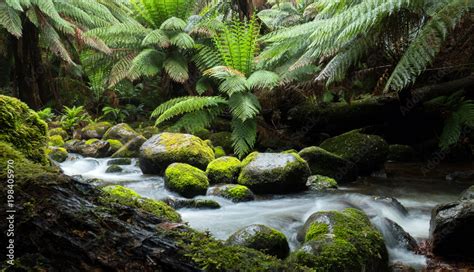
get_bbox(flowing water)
[60,154,468,269]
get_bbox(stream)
[60,154,467,270]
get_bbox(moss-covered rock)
[76,140,110,158]
[140,133,215,174]
[48,135,65,147]
[206,156,242,184]
[172,199,221,209]
[107,158,132,166]
[226,224,290,259]
[237,152,310,194]
[213,146,226,158]
[293,208,388,271]
[0,95,48,164]
[164,163,210,198]
[208,184,255,202]
[111,135,146,158]
[207,131,233,154]
[49,127,69,140]
[298,146,358,183]
[320,130,389,175]
[306,175,338,191]
[46,146,68,163]
[106,139,123,154]
[103,123,140,144]
[100,185,181,222]
[81,122,112,140]
[84,138,99,145]
[105,165,123,173]
[387,144,418,162]
[137,126,160,139]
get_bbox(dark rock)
[374,217,418,251]
[460,185,474,200]
[306,175,338,191]
[77,140,110,158]
[430,200,474,261]
[107,158,132,166]
[387,144,418,162]
[171,199,221,209]
[112,135,147,158]
[106,165,123,173]
[226,224,290,259]
[81,122,112,139]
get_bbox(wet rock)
[139,133,215,175]
[64,139,82,153]
[430,200,474,261]
[106,165,123,173]
[460,185,474,200]
[208,184,255,202]
[306,175,338,191]
[389,262,417,272]
[375,217,418,251]
[46,146,69,163]
[171,199,221,209]
[226,224,290,259]
[237,152,310,194]
[137,126,160,139]
[112,135,146,158]
[294,208,388,271]
[106,139,123,154]
[103,123,140,144]
[387,144,418,162]
[107,158,132,166]
[81,121,112,139]
[206,156,242,184]
[164,163,209,198]
[299,146,358,183]
[320,130,389,175]
[446,170,474,182]
[49,127,69,140]
[371,196,409,216]
[76,140,110,158]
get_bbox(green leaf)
[247,70,280,90]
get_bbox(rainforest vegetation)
[0,0,474,271]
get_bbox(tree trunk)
[12,19,45,110]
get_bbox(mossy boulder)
[106,139,123,154]
[237,152,310,194]
[206,156,242,184]
[81,122,112,140]
[49,127,69,140]
[106,165,123,173]
[387,144,418,162]
[103,123,140,144]
[213,146,226,158]
[100,185,181,222]
[140,133,215,174]
[172,199,221,209]
[293,208,388,271]
[298,146,358,183]
[226,224,290,259]
[164,163,210,198]
[207,132,233,154]
[320,130,389,175]
[76,140,110,158]
[46,146,68,163]
[0,95,48,164]
[48,135,65,147]
[107,158,132,166]
[208,184,255,202]
[112,135,146,158]
[306,175,338,191]
[137,126,160,139]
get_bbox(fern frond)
[170,32,194,49]
[0,3,22,37]
[228,93,261,122]
[231,117,257,158]
[163,54,189,83]
[247,70,280,90]
[128,48,165,80]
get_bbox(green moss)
[112,135,146,158]
[306,175,338,191]
[174,199,221,209]
[84,138,99,145]
[158,133,215,166]
[100,185,181,222]
[388,144,417,162]
[206,156,242,184]
[49,127,68,140]
[106,139,123,153]
[82,122,112,136]
[213,146,226,158]
[105,165,123,173]
[305,222,329,242]
[207,132,233,153]
[48,135,65,147]
[103,123,139,144]
[164,163,209,198]
[46,146,68,162]
[0,95,49,164]
[222,185,254,202]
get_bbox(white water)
[60,155,464,269]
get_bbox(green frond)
[153,96,227,126]
[246,70,280,90]
[150,96,193,118]
[108,53,137,87]
[31,0,74,34]
[228,93,261,122]
[170,107,222,133]
[160,16,187,31]
[6,0,23,11]
[170,32,194,49]
[128,48,165,80]
[163,54,189,83]
[195,77,213,95]
[40,22,75,64]
[142,29,170,47]
[204,65,245,80]
[0,2,22,37]
[384,0,474,92]
[231,117,257,158]
[131,0,194,27]
[193,44,223,72]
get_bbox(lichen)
[164,163,209,198]
[206,156,242,184]
[100,185,181,222]
[0,95,49,164]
